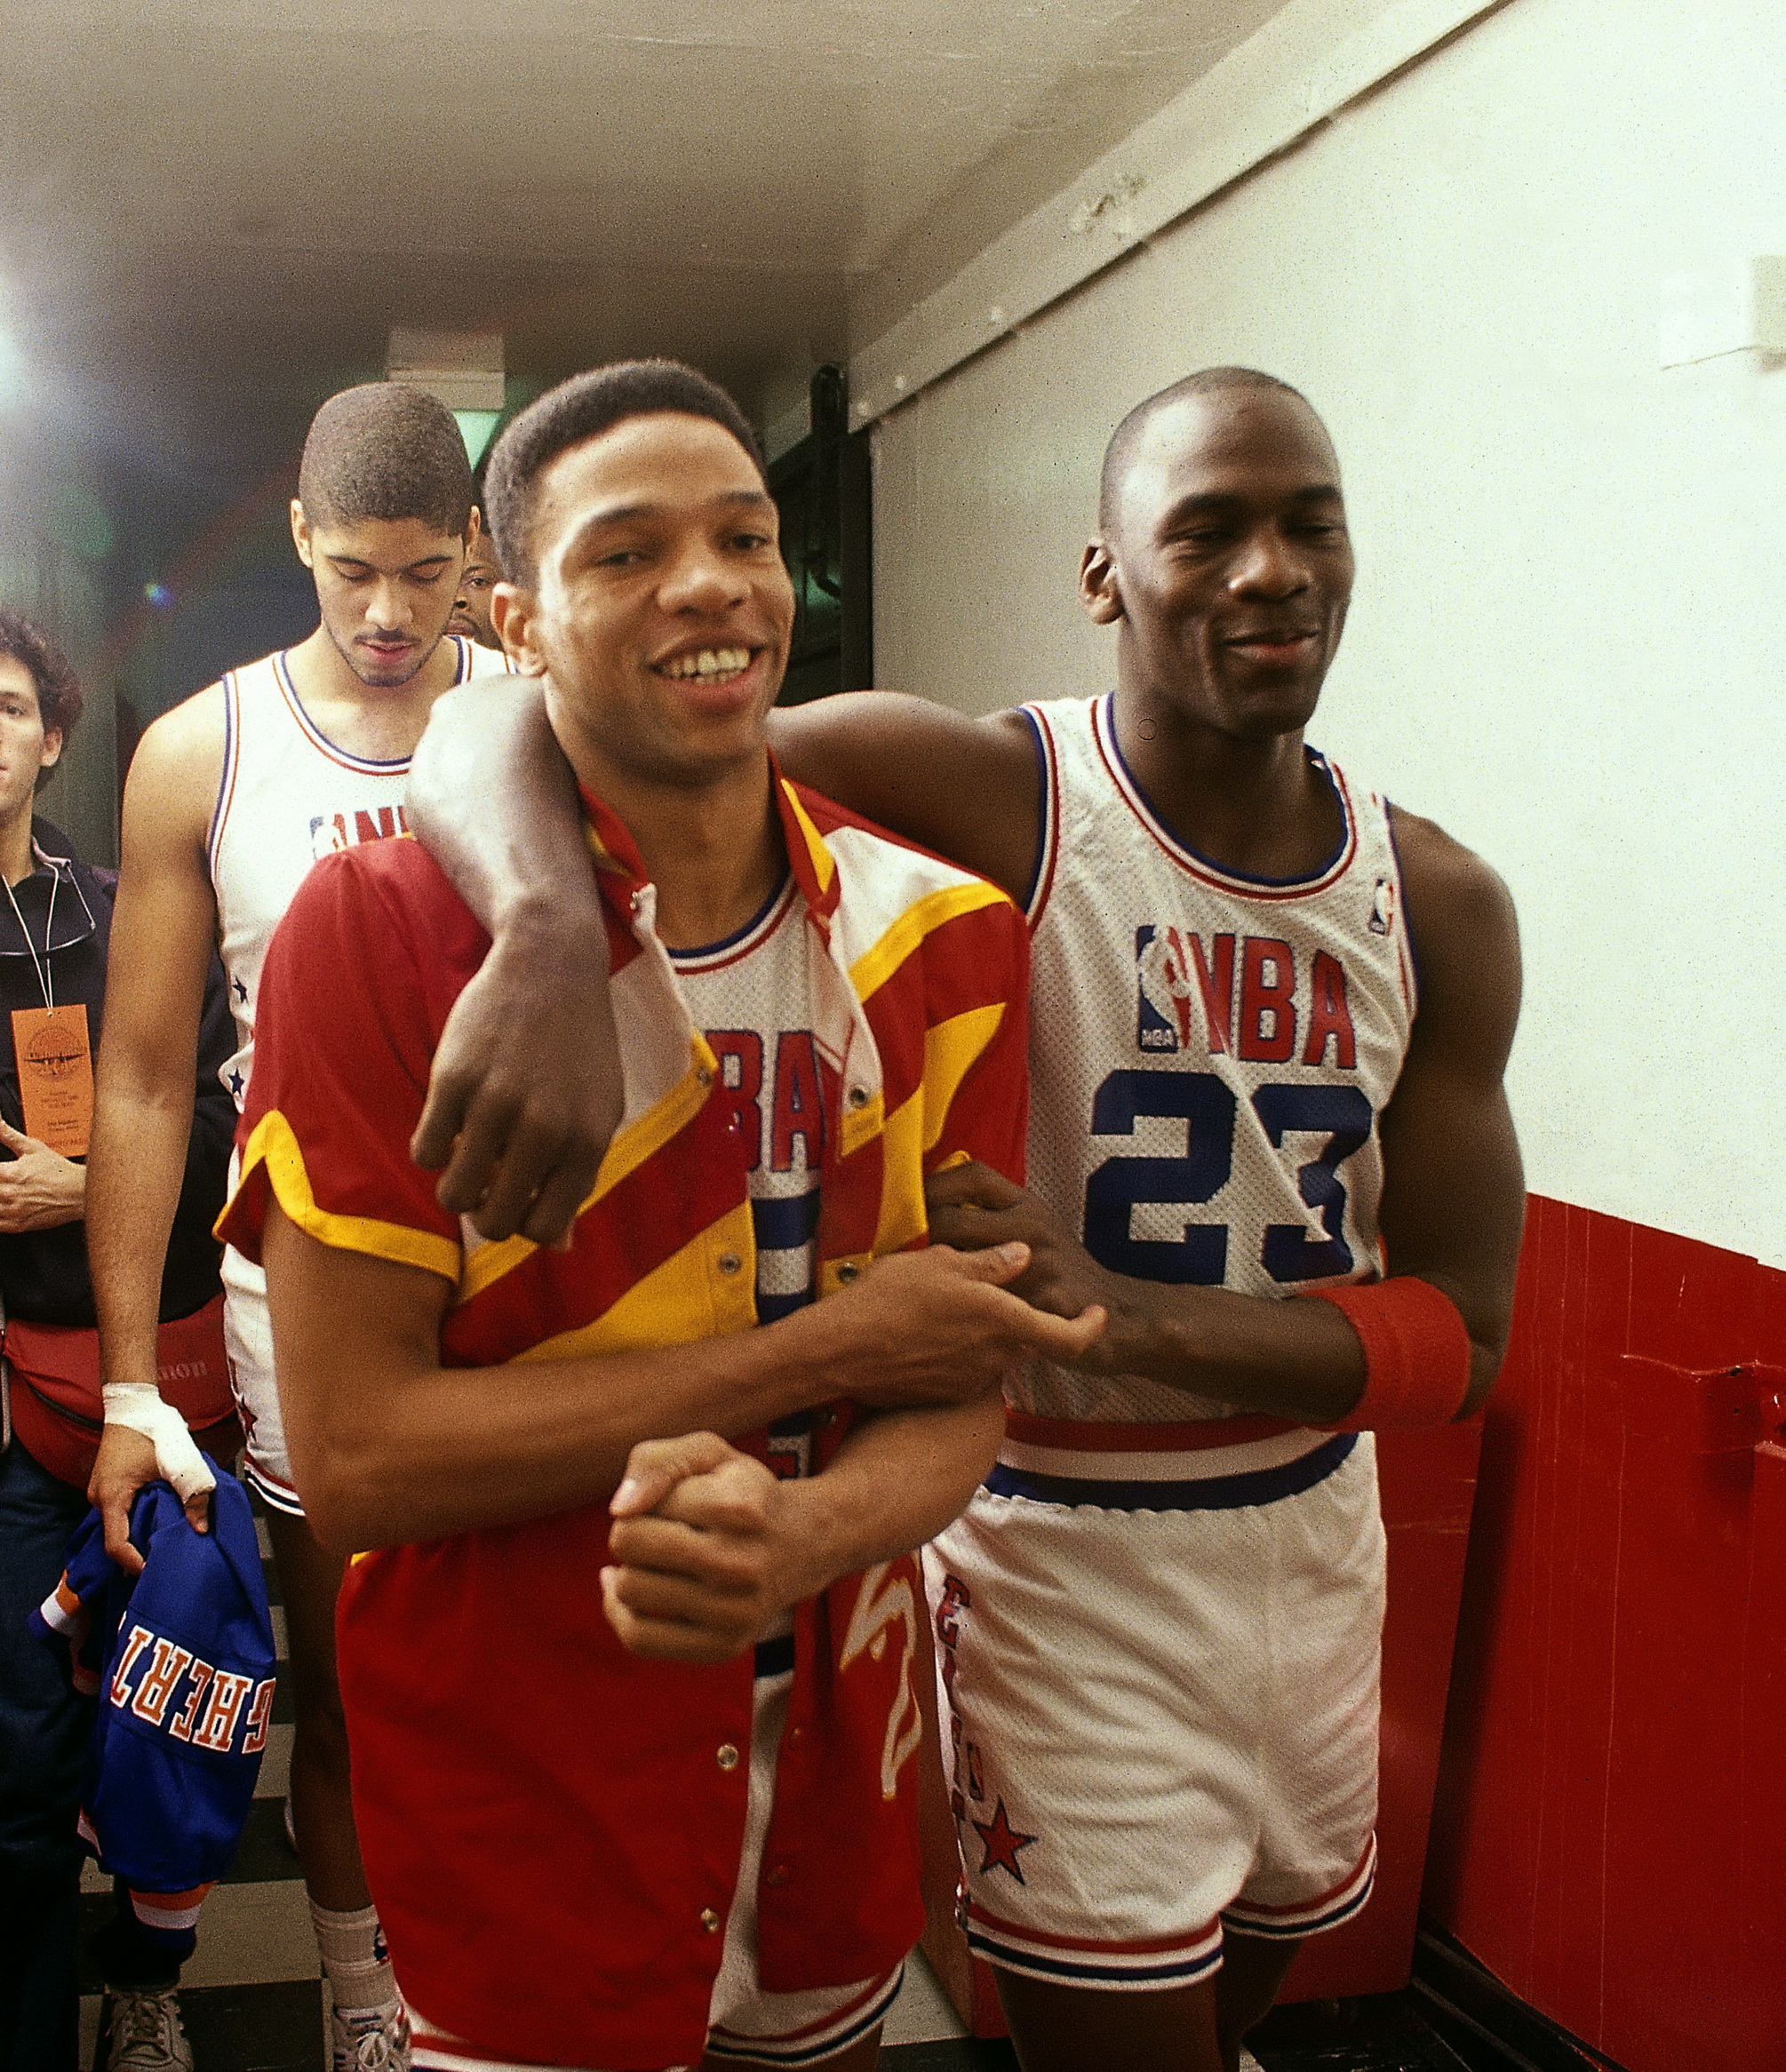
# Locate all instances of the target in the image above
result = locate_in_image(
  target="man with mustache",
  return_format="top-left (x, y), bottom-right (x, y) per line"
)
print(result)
top-left (408, 367), bottom-right (1525, 2072)
top-left (446, 520), bottom-right (505, 649)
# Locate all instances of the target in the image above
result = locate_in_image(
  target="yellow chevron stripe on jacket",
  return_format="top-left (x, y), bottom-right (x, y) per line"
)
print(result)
top-left (218, 765), bottom-right (1029, 1380)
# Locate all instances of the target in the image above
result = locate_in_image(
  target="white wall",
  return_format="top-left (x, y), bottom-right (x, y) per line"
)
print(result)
top-left (0, 425), bottom-right (119, 864)
top-left (865, 0), bottom-right (1786, 1267)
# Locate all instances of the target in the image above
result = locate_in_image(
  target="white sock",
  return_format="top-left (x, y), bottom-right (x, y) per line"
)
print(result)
top-left (309, 1901), bottom-right (398, 2015)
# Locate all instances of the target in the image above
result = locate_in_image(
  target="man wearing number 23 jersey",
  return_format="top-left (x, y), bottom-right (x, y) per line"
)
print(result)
top-left (407, 366), bottom-right (1527, 2072)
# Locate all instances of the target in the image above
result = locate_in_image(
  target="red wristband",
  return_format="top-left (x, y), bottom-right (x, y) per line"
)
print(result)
top-left (1300, 1277), bottom-right (1473, 1430)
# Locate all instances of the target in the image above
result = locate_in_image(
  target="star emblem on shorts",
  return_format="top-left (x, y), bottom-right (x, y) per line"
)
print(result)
top-left (227, 1071), bottom-right (244, 1097)
top-left (972, 1797), bottom-right (1037, 1884)
top-left (231, 976), bottom-right (248, 1003)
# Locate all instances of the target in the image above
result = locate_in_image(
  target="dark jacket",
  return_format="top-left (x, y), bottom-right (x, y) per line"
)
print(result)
top-left (0, 818), bottom-right (235, 1328)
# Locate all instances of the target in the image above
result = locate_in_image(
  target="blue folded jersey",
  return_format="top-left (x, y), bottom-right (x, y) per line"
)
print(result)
top-left (30, 1473), bottom-right (275, 1901)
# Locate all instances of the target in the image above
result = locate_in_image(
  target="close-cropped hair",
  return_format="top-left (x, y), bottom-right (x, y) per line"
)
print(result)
top-left (298, 383), bottom-right (474, 539)
top-left (482, 360), bottom-right (764, 584)
top-left (1098, 366), bottom-right (1316, 531)
top-left (0, 610), bottom-right (84, 781)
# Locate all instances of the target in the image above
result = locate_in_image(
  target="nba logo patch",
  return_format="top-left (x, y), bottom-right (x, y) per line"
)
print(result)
top-left (1368, 876), bottom-right (1395, 936)
top-left (1135, 926), bottom-right (1180, 1051)
top-left (1136, 926), bottom-right (1239, 1056)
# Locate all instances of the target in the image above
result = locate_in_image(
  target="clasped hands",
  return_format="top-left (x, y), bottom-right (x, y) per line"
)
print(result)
top-left (602, 1432), bottom-right (809, 1666)
top-left (603, 1168), bottom-right (1116, 1664)
top-left (924, 1160), bottom-right (1135, 1372)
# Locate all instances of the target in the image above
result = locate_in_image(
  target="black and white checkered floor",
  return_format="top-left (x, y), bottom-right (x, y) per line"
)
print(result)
top-left (76, 1500), bottom-right (1475, 2072)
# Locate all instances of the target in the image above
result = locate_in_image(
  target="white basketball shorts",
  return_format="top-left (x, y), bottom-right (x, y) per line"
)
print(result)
top-left (925, 1415), bottom-right (1386, 1991)
top-left (220, 1246), bottom-right (305, 1518)
top-left (408, 1649), bottom-right (904, 2071)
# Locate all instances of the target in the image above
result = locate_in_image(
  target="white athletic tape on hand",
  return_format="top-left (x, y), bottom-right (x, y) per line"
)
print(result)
top-left (101, 1383), bottom-right (217, 1506)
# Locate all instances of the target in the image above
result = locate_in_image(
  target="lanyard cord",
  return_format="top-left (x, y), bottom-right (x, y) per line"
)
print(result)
top-left (4, 857), bottom-right (62, 1013)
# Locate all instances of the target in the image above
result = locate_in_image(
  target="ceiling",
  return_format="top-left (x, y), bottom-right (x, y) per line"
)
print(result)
top-left (0, 0), bottom-right (1281, 472)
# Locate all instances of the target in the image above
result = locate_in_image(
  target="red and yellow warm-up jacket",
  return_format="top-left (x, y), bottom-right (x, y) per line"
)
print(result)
top-left (218, 763), bottom-right (1030, 2068)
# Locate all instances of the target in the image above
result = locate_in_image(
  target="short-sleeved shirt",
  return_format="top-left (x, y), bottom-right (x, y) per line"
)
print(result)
top-left (218, 762), bottom-right (1030, 2070)
top-left (0, 827), bottom-right (235, 1329)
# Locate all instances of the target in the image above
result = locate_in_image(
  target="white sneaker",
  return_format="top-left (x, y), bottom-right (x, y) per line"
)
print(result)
top-left (105, 1989), bottom-right (192, 2072)
top-left (331, 1999), bottom-right (411, 2072)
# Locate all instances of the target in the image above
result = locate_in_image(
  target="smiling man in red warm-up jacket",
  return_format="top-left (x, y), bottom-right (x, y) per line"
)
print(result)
top-left (219, 359), bottom-right (1104, 2072)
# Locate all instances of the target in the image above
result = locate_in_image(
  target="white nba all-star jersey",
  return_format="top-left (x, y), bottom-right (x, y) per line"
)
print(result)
top-left (207, 634), bottom-right (515, 1517)
top-left (1013, 693), bottom-right (1416, 1426)
top-left (208, 636), bottom-right (513, 1112)
top-left (669, 874), bottom-right (829, 1335)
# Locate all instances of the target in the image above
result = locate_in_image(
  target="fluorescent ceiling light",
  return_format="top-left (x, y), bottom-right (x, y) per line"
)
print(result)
top-left (390, 328), bottom-right (505, 410)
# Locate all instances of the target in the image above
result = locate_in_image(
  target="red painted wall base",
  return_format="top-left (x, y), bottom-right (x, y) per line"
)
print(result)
top-left (920, 1199), bottom-right (1786, 2052)
top-left (1425, 1194), bottom-right (1786, 2072)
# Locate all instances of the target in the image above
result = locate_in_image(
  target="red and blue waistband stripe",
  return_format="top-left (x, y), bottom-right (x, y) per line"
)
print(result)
top-left (985, 1432), bottom-right (1357, 1510)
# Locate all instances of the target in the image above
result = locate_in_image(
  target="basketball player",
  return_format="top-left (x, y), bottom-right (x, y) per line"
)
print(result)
top-left (85, 384), bottom-right (512, 2072)
top-left (445, 521), bottom-right (504, 649)
top-left (405, 369), bottom-right (1525, 2072)
top-left (213, 360), bottom-right (1104, 2072)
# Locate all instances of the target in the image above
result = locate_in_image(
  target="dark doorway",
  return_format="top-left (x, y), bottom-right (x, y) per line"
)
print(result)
top-left (769, 366), bottom-right (873, 705)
